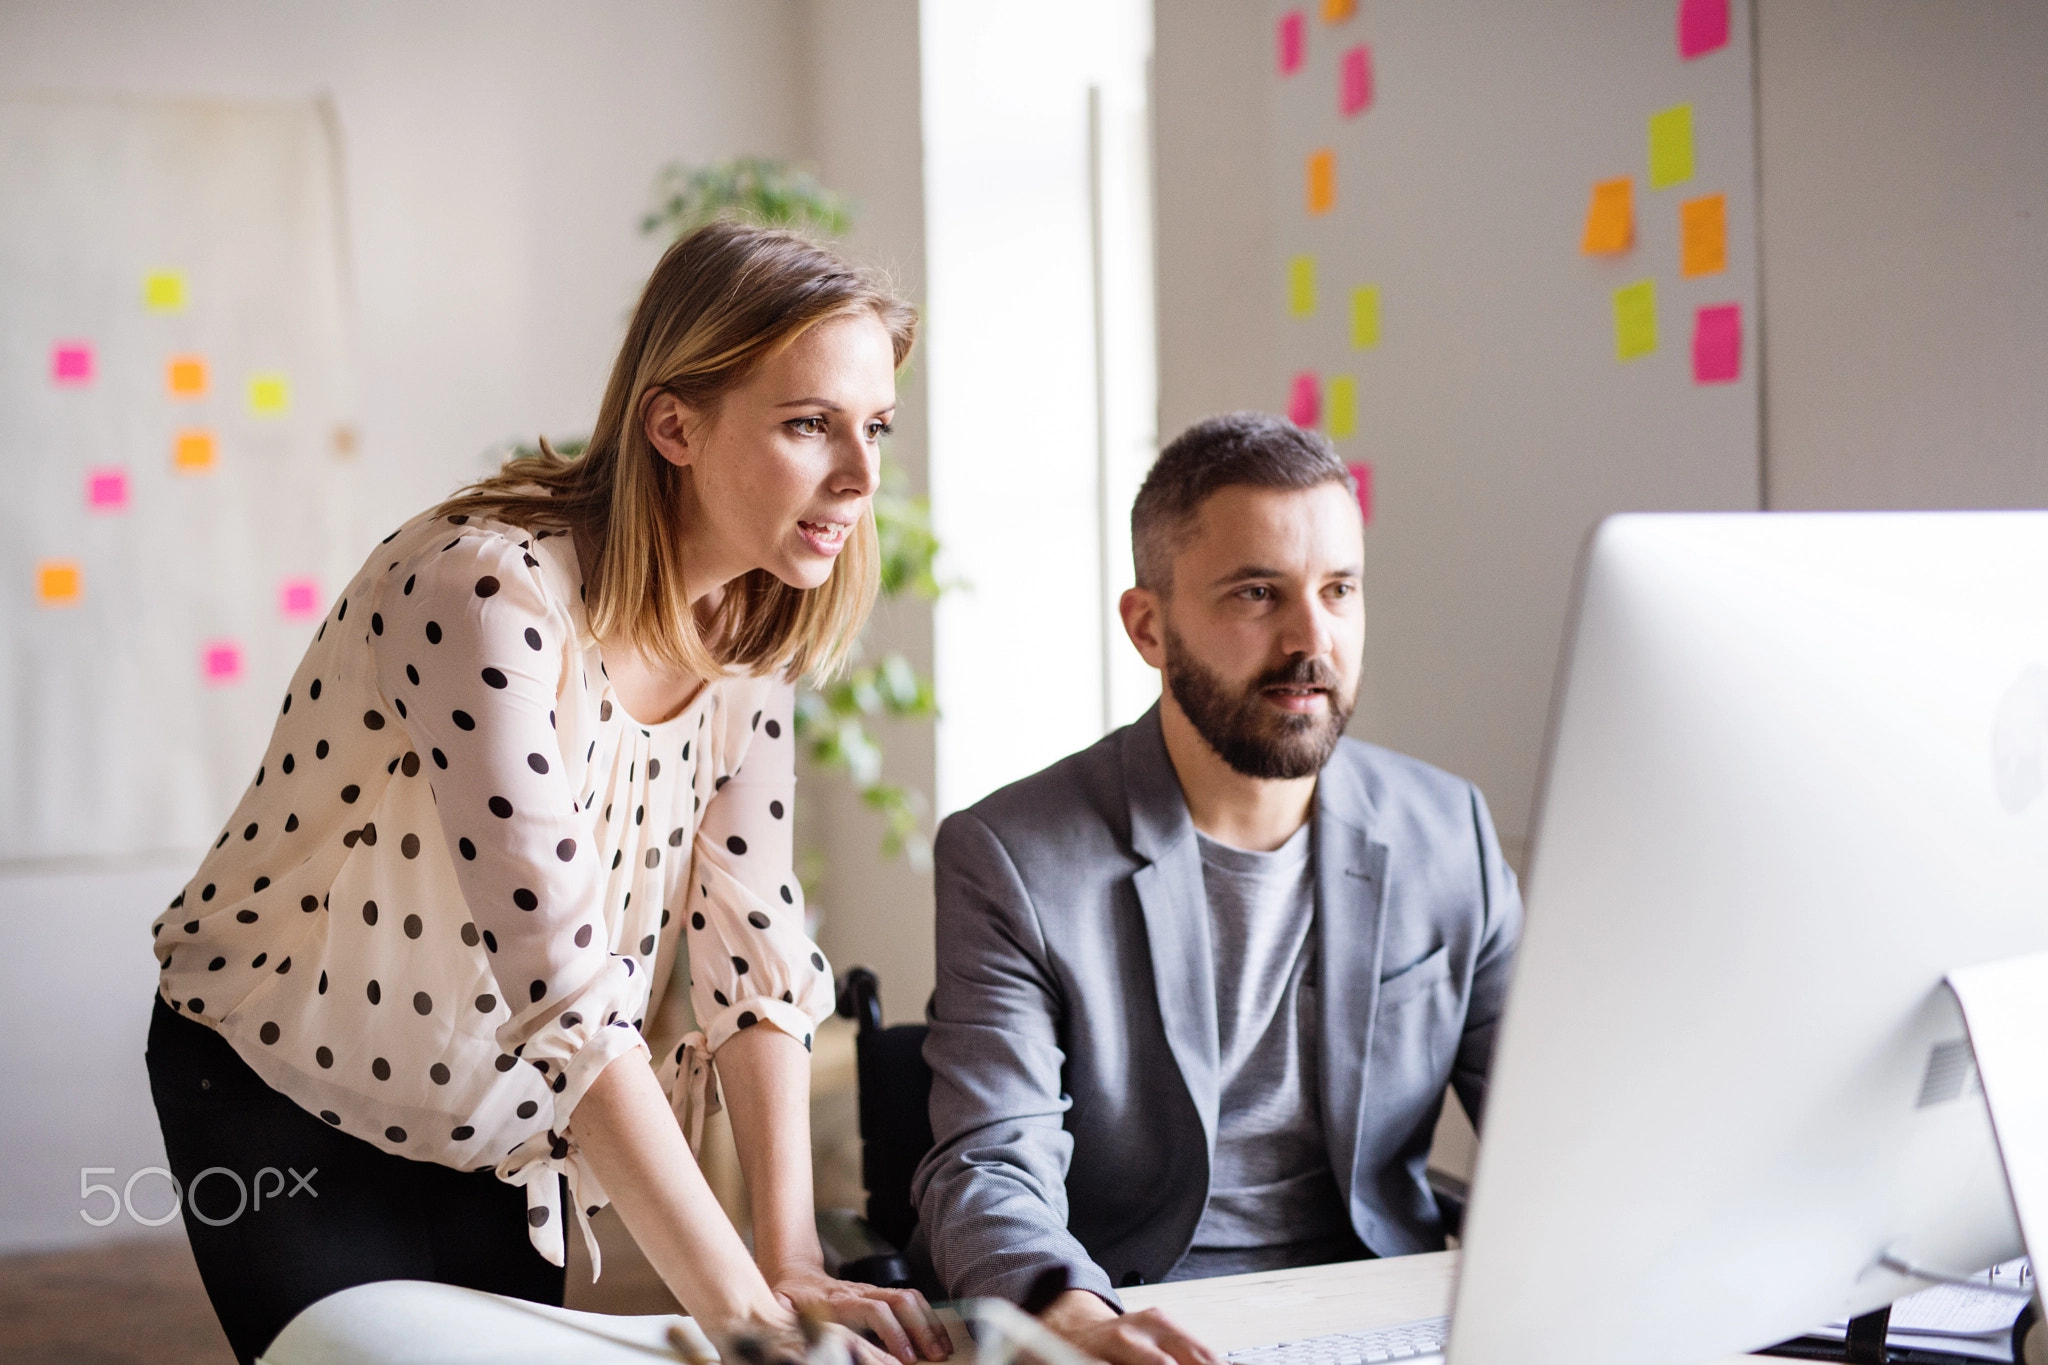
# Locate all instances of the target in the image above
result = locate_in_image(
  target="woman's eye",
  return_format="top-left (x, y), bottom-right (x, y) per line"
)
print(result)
top-left (865, 420), bottom-right (894, 441)
top-left (788, 416), bottom-right (828, 436)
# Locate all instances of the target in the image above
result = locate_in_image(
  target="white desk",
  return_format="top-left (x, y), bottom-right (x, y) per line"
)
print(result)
top-left (262, 1252), bottom-right (1779, 1365)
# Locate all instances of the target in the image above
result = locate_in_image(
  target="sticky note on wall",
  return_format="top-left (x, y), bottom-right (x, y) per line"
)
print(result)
top-left (144, 271), bottom-right (187, 312)
top-left (1693, 303), bottom-right (1741, 383)
top-left (1649, 105), bottom-right (1695, 189)
top-left (1581, 178), bottom-right (1634, 254)
top-left (1347, 462), bottom-right (1374, 526)
top-left (87, 467), bottom-right (129, 512)
top-left (1679, 0), bottom-right (1731, 59)
top-left (1340, 46), bottom-right (1373, 116)
top-left (1351, 286), bottom-right (1381, 350)
top-left (1289, 256), bottom-right (1317, 317)
top-left (1614, 280), bottom-right (1658, 360)
top-left (168, 355), bottom-right (208, 397)
top-left (249, 373), bottom-right (291, 415)
top-left (1322, 0), bottom-right (1357, 21)
top-left (52, 343), bottom-right (93, 385)
top-left (174, 430), bottom-right (217, 473)
top-left (37, 561), bottom-right (82, 606)
top-left (1680, 193), bottom-right (1727, 276)
top-left (280, 577), bottom-right (322, 620)
top-left (1307, 149), bottom-right (1336, 215)
top-left (1327, 376), bottom-right (1358, 438)
top-left (203, 640), bottom-right (244, 685)
top-left (1288, 372), bottom-right (1322, 428)
top-left (1277, 10), bottom-right (1306, 74)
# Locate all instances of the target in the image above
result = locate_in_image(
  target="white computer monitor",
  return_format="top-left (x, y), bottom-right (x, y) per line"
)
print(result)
top-left (1449, 512), bottom-right (2048, 1365)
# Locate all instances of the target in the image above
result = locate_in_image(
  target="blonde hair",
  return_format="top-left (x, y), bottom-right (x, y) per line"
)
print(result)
top-left (435, 219), bottom-right (917, 681)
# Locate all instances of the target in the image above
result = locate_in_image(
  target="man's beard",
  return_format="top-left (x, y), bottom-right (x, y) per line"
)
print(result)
top-left (1162, 627), bottom-right (1355, 780)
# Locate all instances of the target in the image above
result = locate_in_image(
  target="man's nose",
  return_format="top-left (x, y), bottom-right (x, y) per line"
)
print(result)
top-left (1277, 594), bottom-right (1337, 660)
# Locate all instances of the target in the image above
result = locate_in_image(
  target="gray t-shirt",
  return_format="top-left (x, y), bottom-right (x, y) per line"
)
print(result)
top-left (1166, 820), bottom-right (1357, 1281)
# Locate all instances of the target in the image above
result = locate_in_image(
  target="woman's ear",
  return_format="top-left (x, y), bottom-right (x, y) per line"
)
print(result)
top-left (643, 391), bottom-right (702, 469)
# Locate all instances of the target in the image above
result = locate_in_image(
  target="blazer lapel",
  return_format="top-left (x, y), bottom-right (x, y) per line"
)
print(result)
top-left (1122, 707), bottom-right (1221, 1152)
top-left (1312, 751), bottom-right (1389, 1192)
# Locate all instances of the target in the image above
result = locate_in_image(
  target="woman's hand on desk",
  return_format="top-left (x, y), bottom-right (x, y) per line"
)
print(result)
top-left (1041, 1289), bottom-right (1221, 1365)
top-left (769, 1263), bottom-right (954, 1364)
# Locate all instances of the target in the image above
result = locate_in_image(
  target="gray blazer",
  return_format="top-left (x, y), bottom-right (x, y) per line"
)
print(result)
top-left (910, 705), bottom-right (1522, 1304)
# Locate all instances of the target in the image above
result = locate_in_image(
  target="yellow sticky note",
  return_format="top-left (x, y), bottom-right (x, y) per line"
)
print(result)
top-left (1307, 148), bottom-right (1336, 216)
top-left (1614, 279), bottom-right (1658, 361)
top-left (1648, 104), bottom-right (1695, 190)
top-left (37, 560), bottom-right (81, 606)
top-left (1288, 256), bottom-right (1317, 318)
top-left (144, 271), bottom-right (186, 312)
top-left (1321, 0), bottom-right (1357, 20)
top-left (1327, 376), bottom-right (1358, 437)
top-left (168, 354), bottom-right (208, 398)
top-left (1350, 285), bottom-right (1381, 350)
top-left (1581, 177), bottom-right (1634, 254)
top-left (249, 373), bottom-right (291, 416)
top-left (1680, 193), bottom-right (1727, 277)
top-left (174, 429), bottom-right (217, 473)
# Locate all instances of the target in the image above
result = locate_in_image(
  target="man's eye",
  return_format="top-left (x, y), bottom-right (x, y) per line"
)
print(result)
top-left (1240, 585), bottom-right (1273, 601)
top-left (1328, 582), bottom-right (1357, 598)
top-left (788, 416), bottom-right (828, 436)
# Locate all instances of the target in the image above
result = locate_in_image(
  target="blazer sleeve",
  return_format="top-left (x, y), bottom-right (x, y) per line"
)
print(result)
top-left (912, 811), bottom-right (1120, 1307)
top-left (1452, 783), bottom-right (1524, 1131)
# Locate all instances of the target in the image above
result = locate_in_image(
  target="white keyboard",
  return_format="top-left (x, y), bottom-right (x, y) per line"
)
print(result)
top-left (1228, 1316), bottom-right (1451, 1365)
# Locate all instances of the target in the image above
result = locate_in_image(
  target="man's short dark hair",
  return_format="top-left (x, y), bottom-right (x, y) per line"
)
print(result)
top-left (1131, 411), bottom-right (1354, 591)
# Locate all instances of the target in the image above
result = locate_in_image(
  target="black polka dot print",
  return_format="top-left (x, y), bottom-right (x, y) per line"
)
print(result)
top-left (153, 521), bottom-right (829, 1258)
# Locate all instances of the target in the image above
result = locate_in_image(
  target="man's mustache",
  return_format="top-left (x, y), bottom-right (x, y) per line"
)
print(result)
top-left (1252, 656), bottom-right (1343, 692)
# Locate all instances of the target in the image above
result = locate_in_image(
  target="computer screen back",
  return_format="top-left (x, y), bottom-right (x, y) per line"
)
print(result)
top-left (1449, 512), bottom-right (2048, 1365)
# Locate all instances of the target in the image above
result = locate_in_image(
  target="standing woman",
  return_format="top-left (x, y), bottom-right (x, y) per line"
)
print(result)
top-left (148, 221), bottom-right (950, 1365)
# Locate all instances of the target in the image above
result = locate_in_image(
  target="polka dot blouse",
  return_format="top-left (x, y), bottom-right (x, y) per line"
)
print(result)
top-left (151, 511), bottom-right (835, 1270)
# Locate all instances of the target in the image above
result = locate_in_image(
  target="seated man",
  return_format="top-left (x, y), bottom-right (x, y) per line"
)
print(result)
top-left (911, 413), bottom-right (1523, 1363)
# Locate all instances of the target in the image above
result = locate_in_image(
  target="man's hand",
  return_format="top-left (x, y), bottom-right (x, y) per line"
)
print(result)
top-left (1040, 1289), bottom-right (1222, 1365)
top-left (771, 1263), bottom-right (954, 1364)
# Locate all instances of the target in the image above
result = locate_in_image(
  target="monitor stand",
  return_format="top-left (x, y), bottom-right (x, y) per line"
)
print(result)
top-left (1764, 951), bottom-right (2047, 1365)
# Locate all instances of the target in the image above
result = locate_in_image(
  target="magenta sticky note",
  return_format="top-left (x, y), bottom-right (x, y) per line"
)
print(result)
top-left (1340, 45), bottom-right (1373, 116)
top-left (1693, 304), bottom-right (1742, 384)
top-left (1277, 10), bottom-right (1306, 74)
top-left (52, 343), bottom-right (94, 385)
top-left (1288, 372), bottom-right (1322, 428)
top-left (203, 640), bottom-right (244, 684)
top-left (279, 577), bottom-right (322, 620)
top-left (1346, 461), bottom-right (1374, 526)
top-left (1679, 0), bottom-right (1730, 59)
top-left (87, 467), bottom-right (129, 511)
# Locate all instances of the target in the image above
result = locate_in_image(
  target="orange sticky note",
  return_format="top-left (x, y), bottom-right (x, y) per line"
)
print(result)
top-left (174, 430), bottom-right (217, 473)
top-left (1321, 0), bottom-right (1357, 20)
top-left (37, 561), bottom-right (82, 606)
top-left (1581, 178), bottom-right (1633, 254)
top-left (168, 355), bottom-right (208, 398)
top-left (1307, 148), bottom-right (1336, 216)
top-left (1680, 193), bottom-right (1728, 277)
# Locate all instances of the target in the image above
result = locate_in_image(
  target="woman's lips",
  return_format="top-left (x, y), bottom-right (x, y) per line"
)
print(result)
top-left (797, 519), bottom-right (852, 557)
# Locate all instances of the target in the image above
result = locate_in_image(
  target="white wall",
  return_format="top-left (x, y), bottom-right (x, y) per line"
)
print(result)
top-left (1756, 0), bottom-right (2048, 513)
top-left (0, 0), bottom-right (812, 1251)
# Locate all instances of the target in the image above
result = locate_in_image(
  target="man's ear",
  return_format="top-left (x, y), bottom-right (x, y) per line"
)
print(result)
top-left (644, 391), bottom-right (702, 469)
top-left (1120, 586), bottom-right (1169, 670)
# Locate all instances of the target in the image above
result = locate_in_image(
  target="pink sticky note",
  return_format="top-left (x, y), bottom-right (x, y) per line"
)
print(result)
top-left (1340, 45), bottom-right (1373, 116)
top-left (1288, 372), bottom-right (1322, 428)
top-left (52, 343), bottom-right (94, 385)
top-left (279, 577), bottom-right (322, 620)
top-left (86, 467), bottom-right (129, 511)
top-left (1679, 0), bottom-right (1730, 59)
top-left (203, 640), bottom-right (244, 685)
top-left (1277, 10), bottom-right (1306, 74)
top-left (1347, 461), bottom-right (1374, 526)
top-left (1693, 304), bottom-right (1742, 384)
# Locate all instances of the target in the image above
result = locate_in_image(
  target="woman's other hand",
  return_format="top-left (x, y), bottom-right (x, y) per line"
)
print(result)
top-left (770, 1264), bottom-right (954, 1364)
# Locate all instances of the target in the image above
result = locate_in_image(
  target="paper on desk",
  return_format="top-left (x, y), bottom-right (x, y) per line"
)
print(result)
top-left (1815, 1259), bottom-right (2030, 1347)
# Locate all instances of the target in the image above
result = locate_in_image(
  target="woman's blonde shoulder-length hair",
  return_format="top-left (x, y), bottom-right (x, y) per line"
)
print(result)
top-left (433, 218), bottom-right (917, 683)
